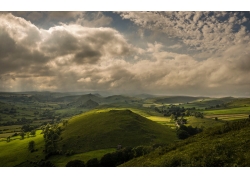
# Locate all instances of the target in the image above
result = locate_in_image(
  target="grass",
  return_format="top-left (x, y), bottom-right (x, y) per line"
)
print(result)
top-left (0, 130), bottom-right (45, 167)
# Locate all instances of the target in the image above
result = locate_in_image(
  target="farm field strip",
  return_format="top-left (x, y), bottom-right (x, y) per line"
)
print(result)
top-left (203, 106), bottom-right (250, 115)
top-left (205, 114), bottom-right (248, 121)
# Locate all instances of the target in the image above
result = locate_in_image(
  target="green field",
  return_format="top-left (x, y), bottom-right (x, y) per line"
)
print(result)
top-left (204, 106), bottom-right (250, 115)
top-left (0, 130), bottom-right (45, 167)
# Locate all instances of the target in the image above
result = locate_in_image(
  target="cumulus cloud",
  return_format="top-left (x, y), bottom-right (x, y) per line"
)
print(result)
top-left (1, 12), bottom-right (250, 96)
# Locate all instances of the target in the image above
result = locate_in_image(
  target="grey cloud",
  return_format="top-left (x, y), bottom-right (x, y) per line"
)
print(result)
top-left (74, 48), bottom-right (102, 64)
top-left (40, 29), bottom-right (79, 57)
top-left (40, 25), bottom-right (132, 64)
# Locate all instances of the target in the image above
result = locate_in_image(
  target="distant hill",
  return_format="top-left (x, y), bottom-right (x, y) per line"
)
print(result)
top-left (58, 109), bottom-right (177, 153)
top-left (53, 95), bottom-right (81, 103)
top-left (68, 94), bottom-right (103, 107)
top-left (103, 95), bottom-right (141, 104)
top-left (133, 94), bottom-right (156, 99)
top-left (79, 99), bottom-right (99, 109)
top-left (148, 96), bottom-right (205, 104)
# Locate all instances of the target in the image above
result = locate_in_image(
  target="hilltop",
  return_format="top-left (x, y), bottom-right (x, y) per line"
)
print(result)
top-left (57, 109), bottom-right (177, 153)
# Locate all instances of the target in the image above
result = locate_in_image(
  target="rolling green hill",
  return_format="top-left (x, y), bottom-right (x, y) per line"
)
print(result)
top-left (58, 109), bottom-right (177, 153)
top-left (120, 118), bottom-right (250, 167)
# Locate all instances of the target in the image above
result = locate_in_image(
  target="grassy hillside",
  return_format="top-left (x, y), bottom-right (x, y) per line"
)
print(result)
top-left (58, 109), bottom-right (177, 153)
top-left (0, 130), bottom-right (45, 167)
top-left (120, 118), bottom-right (250, 167)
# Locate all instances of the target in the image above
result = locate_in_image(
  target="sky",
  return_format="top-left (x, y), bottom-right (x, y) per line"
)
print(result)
top-left (1, 10), bottom-right (250, 97)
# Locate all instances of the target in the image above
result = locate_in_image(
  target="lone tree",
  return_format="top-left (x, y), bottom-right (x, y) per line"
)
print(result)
top-left (6, 136), bottom-right (11, 142)
top-left (28, 140), bottom-right (35, 152)
top-left (30, 129), bottom-right (36, 136)
top-left (20, 132), bottom-right (25, 139)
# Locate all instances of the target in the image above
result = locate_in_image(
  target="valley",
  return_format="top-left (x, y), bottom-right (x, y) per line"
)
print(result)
top-left (0, 91), bottom-right (249, 167)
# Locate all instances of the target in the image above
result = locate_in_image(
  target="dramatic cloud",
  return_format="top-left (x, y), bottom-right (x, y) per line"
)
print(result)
top-left (1, 12), bottom-right (250, 96)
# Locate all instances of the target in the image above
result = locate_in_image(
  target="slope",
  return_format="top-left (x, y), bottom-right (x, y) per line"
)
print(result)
top-left (58, 109), bottom-right (177, 153)
top-left (120, 118), bottom-right (250, 167)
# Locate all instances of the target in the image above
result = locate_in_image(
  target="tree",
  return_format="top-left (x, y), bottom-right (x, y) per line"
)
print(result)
top-left (20, 131), bottom-right (25, 139)
top-left (62, 120), bottom-right (68, 126)
top-left (6, 136), bottom-right (10, 142)
top-left (170, 114), bottom-right (175, 121)
top-left (177, 130), bottom-right (190, 139)
top-left (28, 140), bottom-right (35, 152)
top-left (30, 129), bottom-right (36, 136)
top-left (185, 110), bottom-right (190, 116)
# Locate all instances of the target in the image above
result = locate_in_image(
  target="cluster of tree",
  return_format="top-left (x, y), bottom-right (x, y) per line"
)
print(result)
top-left (163, 106), bottom-right (186, 116)
top-left (65, 145), bottom-right (156, 167)
top-left (0, 107), bottom-right (17, 114)
top-left (42, 123), bottom-right (62, 156)
top-left (21, 124), bottom-right (38, 132)
top-left (205, 103), bottom-right (228, 110)
top-left (40, 109), bottom-right (55, 119)
top-left (176, 125), bottom-right (203, 139)
top-left (192, 111), bottom-right (204, 118)
top-left (154, 105), bottom-right (200, 121)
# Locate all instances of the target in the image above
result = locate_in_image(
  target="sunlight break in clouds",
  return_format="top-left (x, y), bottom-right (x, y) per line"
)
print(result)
top-left (1, 12), bottom-right (250, 96)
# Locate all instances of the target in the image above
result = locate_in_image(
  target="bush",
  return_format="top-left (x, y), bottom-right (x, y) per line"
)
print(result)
top-left (177, 130), bottom-right (190, 139)
top-left (86, 158), bottom-right (100, 167)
